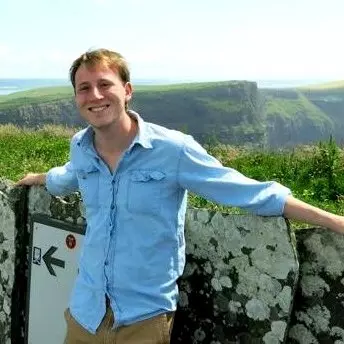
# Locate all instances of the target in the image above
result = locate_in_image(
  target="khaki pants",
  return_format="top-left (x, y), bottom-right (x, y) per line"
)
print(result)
top-left (63, 306), bottom-right (174, 344)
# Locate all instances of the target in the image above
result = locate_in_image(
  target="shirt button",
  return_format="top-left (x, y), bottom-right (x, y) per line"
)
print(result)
top-left (111, 204), bottom-right (115, 210)
top-left (105, 260), bottom-right (109, 266)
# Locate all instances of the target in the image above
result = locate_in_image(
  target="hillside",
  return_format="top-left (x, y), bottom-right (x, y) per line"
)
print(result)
top-left (0, 81), bottom-right (266, 146)
top-left (0, 80), bottom-right (343, 147)
top-left (261, 88), bottom-right (335, 147)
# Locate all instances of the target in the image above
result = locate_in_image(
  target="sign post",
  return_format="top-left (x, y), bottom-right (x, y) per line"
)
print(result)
top-left (25, 215), bottom-right (85, 344)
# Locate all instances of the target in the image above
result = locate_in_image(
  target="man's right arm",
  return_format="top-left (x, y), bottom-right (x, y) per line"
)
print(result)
top-left (16, 173), bottom-right (46, 186)
top-left (16, 134), bottom-right (80, 195)
top-left (15, 161), bottom-right (79, 196)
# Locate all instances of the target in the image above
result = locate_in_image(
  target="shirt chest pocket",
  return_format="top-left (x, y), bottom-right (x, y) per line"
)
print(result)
top-left (127, 170), bottom-right (166, 214)
top-left (77, 167), bottom-right (100, 207)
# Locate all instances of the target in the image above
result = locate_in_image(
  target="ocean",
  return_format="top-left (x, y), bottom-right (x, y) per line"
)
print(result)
top-left (0, 78), bottom-right (334, 96)
top-left (0, 79), bottom-right (69, 95)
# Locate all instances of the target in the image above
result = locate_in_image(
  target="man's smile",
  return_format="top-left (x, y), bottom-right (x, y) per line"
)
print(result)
top-left (88, 105), bottom-right (110, 112)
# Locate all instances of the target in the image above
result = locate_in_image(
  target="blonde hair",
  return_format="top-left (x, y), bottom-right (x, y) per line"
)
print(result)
top-left (69, 48), bottom-right (130, 89)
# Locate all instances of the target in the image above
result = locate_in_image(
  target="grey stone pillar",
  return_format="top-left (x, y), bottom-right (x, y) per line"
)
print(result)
top-left (0, 179), bottom-right (27, 344)
top-left (288, 228), bottom-right (344, 343)
top-left (171, 209), bottom-right (299, 344)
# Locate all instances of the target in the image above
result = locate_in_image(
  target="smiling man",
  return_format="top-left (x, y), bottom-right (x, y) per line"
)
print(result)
top-left (17, 48), bottom-right (344, 344)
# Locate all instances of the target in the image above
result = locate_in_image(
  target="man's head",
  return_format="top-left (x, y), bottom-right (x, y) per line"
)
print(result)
top-left (69, 49), bottom-right (130, 89)
top-left (70, 49), bottom-right (133, 129)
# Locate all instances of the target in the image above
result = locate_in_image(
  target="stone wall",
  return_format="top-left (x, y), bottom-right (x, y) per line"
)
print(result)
top-left (0, 179), bottom-right (343, 343)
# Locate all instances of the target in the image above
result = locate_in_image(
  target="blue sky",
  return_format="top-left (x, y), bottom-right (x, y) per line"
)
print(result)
top-left (1, 0), bottom-right (344, 81)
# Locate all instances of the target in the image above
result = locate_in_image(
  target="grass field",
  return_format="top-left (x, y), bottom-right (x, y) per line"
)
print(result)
top-left (2, 125), bottom-right (344, 229)
top-left (0, 80), bottom-right (247, 110)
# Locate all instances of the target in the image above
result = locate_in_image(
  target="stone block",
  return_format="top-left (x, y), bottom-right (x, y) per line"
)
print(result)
top-left (172, 209), bottom-right (299, 344)
top-left (288, 228), bottom-right (344, 344)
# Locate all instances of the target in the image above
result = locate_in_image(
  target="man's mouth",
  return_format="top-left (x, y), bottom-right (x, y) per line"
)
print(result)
top-left (88, 105), bottom-right (110, 112)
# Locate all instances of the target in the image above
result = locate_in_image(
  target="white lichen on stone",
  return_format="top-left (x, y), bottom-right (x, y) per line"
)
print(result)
top-left (219, 276), bottom-right (232, 289)
top-left (211, 278), bottom-right (222, 291)
top-left (183, 262), bottom-right (197, 277)
top-left (28, 186), bottom-right (52, 215)
top-left (304, 232), bottom-right (344, 278)
top-left (194, 328), bottom-right (206, 341)
top-left (203, 261), bottom-right (212, 274)
top-left (251, 247), bottom-right (295, 280)
top-left (296, 311), bottom-right (313, 329)
top-left (301, 262), bottom-right (316, 275)
top-left (276, 286), bottom-right (292, 314)
top-left (236, 266), bottom-right (261, 297)
top-left (288, 324), bottom-right (318, 344)
top-left (301, 275), bottom-right (330, 297)
top-left (297, 305), bottom-right (331, 334)
top-left (272, 321), bottom-right (287, 340)
top-left (196, 209), bottom-right (209, 224)
top-left (263, 321), bottom-right (287, 343)
top-left (331, 326), bottom-right (344, 341)
top-left (76, 216), bottom-right (84, 225)
top-left (258, 274), bottom-right (282, 295)
top-left (308, 305), bottom-right (331, 334)
top-left (179, 291), bottom-right (189, 307)
top-left (0, 184), bottom-right (17, 343)
top-left (228, 301), bottom-right (242, 314)
top-left (65, 216), bottom-right (74, 223)
top-left (2, 299), bottom-right (10, 315)
top-left (227, 255), bottom-right (249, 273)
top-left (263, 332), bottom-right (280, 344)
top-left (245, 298), bottom-right (270, 321)
top-left (0, 312), bottom-right (6, 323)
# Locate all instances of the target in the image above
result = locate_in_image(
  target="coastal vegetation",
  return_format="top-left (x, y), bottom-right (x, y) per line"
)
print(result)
top-left (0, 80), bottom-right (343, 148)
top-left (2, 125), bottom-right (344, 229)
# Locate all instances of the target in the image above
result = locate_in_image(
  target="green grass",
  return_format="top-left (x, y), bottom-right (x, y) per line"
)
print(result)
top-left (0, 80), bottom-right (244, 110)
top-left (264, 91), bottom-right (333, 128)
top-left (298, 80), bottom-right (344, 91)
top-left (0, 125), bottom-right (75, 181)
top-left (0, 86), bottom-right (74, 110)
top-left (2, 125), bottom-right (344, 230)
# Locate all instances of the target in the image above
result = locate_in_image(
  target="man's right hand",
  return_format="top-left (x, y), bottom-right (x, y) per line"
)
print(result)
top-left (15, 173), bottom-right (46, 186)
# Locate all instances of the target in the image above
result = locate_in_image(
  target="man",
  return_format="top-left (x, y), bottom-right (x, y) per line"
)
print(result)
top-left (17, 49), bottom-right (344, 344)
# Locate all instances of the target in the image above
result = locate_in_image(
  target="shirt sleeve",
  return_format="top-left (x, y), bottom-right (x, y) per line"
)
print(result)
top-left (46, 161), bottom-right (79, 196)
top-left (177, 135), bottom-right (291, 216)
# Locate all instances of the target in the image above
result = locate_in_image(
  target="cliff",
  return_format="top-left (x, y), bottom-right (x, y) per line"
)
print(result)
top-left (0, 80), bottom-right (343, 148)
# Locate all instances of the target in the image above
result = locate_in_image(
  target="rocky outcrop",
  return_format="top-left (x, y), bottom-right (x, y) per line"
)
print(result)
top-left (0, 100), bottom-right (84, 128)
top-left (2, 82), bottom-right (344, 148)
top-left (288, 228), bottom-right (344, 343)
top-left (1, 180), bottom-right (344, 343)
top-left (172, 210), bottom-right (298, 343)
top-left (0, 82), bottom-right (266, 147)
top-left (0, 180), bottom-right (27, 344)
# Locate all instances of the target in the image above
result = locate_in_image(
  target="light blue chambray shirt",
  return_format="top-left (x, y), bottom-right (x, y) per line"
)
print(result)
top-left (46, 111), bottom-right (291, 334)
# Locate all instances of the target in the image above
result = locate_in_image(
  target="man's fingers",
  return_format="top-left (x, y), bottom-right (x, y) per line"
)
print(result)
top-left (15, 173), bottom-right (45, 186)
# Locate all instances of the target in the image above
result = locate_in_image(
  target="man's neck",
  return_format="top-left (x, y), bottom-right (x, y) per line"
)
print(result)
top-left (93, 112), bottom-right (138, 154)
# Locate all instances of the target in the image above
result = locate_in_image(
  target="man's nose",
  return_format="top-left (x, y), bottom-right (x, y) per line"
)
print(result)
top-left (89, 86), bottom-right (104, 100)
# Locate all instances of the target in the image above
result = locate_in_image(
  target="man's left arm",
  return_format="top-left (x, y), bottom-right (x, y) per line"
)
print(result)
top-left (283, 195), bottom-right (344, 234)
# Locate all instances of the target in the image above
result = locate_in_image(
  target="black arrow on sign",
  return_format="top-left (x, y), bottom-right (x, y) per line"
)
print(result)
top-left (43, 246), bottom-right (65, 276)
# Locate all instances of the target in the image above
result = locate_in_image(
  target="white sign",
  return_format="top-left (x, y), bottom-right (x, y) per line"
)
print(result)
top-left (25, 215), bottom-right (85, 344)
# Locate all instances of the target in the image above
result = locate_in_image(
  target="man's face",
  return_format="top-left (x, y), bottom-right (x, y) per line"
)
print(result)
top-left (74, 64), bottom-right (132, 129)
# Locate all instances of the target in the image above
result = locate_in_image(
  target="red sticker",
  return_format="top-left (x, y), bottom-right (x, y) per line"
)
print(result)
top-left (66, 234), bottom-right (76, 249)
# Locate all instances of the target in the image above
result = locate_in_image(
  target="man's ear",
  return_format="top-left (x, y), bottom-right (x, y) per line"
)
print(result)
top-left (124, 82), bottom-right (133, 103)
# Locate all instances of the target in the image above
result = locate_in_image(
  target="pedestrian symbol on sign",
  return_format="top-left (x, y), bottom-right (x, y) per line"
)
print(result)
top-left (32, 247), bottom-right (41, 265)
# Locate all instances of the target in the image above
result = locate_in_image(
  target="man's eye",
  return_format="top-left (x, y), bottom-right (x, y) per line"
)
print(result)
top-left (100, 81), bottom-right (113, 87)
top-left (77, 86), bottom-right (89, 92)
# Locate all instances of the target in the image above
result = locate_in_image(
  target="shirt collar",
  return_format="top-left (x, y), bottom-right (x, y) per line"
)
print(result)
top-left (76, 110), bottom-right (153, 151)
top-left (128, 110), bottom-right (153, 150)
